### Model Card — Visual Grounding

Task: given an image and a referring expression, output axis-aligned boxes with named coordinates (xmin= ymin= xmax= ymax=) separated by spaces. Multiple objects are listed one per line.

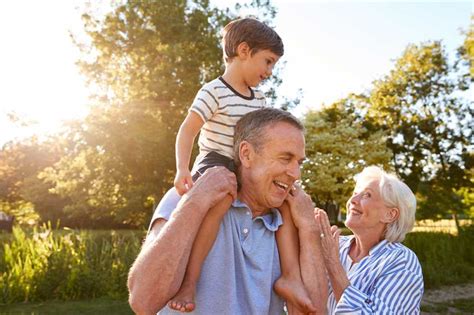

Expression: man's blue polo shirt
xmin=150 ymin=188 xmax=285 ymax=314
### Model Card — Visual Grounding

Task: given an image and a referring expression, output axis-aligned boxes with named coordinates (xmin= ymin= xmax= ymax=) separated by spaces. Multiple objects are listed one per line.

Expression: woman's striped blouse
xmin=327 ymin=235 xmax=424 ymax=314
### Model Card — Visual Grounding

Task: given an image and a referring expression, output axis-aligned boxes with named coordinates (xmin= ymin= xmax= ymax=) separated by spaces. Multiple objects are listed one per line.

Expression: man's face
xmin=242 ymin=122 xmax=306 ymax=210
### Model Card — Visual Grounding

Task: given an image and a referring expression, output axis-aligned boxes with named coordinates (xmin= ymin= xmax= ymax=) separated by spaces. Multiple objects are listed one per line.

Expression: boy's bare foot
xmin=274 ymin=276 xmax=316 ymax=313
xmin=168 ymin=285 xmax=196 ymax=313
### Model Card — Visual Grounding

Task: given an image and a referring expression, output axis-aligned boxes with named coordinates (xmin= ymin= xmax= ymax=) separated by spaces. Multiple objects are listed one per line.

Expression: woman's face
xmin=345 ymin=178 xmax=392 ymax=235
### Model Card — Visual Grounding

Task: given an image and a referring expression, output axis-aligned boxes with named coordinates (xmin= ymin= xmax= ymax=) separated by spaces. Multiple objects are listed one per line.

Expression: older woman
xmin=315 ymin=166 xmax=424 ymax=314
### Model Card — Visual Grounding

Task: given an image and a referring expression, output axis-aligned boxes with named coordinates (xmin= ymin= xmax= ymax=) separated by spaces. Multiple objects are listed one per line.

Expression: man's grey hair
xmin=234 ymin=108 xmax=304 ymax=167
xmin=351 ymin=166 xmax=417 ymax=243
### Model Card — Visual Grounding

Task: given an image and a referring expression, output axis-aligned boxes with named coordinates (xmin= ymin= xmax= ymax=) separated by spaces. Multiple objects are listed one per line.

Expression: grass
xmin=0 ymin=298 xmax=133 ymax=315
xmin=421 ymin=297 xmax=474 ymax=314
xmin=413 ymin=219 xmax=473 ymax=234
xmin=2 ymin=289 xmax=473 ymax=315
xmin=403 ymin=228 xmax=474 ymax=289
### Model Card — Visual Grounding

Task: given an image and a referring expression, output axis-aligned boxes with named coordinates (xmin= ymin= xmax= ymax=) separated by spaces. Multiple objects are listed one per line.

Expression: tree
xmin=41 ymin=0 xmax=279 ymax=227
xmin=366 ymin=41 xmax=473 ymax=226
xmin=0 ymin=137 xmax=67 ymax=225
xmin=302 ymin=97 xmax=392 ymax=221
xmin=457 ymin=14 xmax=473 ymax=81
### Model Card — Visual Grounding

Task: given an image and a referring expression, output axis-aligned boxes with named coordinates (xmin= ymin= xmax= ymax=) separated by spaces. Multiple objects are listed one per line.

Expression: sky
xmin=0 ymin=0 xmax=471 ymax=146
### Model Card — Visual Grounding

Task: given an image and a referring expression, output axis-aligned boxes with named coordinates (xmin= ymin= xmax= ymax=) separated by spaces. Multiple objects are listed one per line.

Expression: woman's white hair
xmin=354 ymin=166 xmax=417 ymax=243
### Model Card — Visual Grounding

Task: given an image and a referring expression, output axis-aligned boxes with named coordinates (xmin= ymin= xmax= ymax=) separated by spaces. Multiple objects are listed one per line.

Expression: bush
xmin=403 ymin=229 xmax=474 ymax=289
xmin=0 ymin=224 xmax=145 ymax=303
xmin=1 ymin=224 xmax=473 ymax=303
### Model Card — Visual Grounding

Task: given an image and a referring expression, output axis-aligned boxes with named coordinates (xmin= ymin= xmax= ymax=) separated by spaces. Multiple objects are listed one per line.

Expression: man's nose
xmin=287 ymin=161 xmax=301 ymax=180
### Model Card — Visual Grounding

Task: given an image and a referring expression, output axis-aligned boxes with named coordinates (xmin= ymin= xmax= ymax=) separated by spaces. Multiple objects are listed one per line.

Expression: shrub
xmin=404 ymin=229 xmax=474 ymax=289
xmin=1 ymin=224 xmax=473 ymax=303
xmin=0 ymin=224 xmax=145 ymax=303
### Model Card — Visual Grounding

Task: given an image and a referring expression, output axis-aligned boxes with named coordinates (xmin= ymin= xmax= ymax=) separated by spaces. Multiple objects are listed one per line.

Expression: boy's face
xmin=241 ymin=49 xmax=280 ymax=87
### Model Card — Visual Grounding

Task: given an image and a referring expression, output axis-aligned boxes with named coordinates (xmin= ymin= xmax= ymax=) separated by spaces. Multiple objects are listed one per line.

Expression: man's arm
xmin=286 ymin=186 xmax=329 ymax=314
xmin=127 ymin=167 xmax=237 ymax=315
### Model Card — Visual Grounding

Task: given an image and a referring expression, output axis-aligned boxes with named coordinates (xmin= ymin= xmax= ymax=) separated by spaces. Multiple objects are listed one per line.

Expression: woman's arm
xmin=315 ymin=209 xmax=349 ymax=301
xmin=316 ymin=210 xmax=423 ymax=314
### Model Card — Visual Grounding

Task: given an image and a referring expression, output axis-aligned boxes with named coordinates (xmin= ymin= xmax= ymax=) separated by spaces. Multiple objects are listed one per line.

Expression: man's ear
xmin=239 ymin=141 xmax=253 ymax=168
xmin=381 ymin=207 xmax=399 ymax=224
xmin=236 ymin=42 xmax=250 ymax=59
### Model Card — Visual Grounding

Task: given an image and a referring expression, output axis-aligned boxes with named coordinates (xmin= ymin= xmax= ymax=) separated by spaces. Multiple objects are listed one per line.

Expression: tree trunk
xmin=452 ymin=213 xmax=460 ymax=234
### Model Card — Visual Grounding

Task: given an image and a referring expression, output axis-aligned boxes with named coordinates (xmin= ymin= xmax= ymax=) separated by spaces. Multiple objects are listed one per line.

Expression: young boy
xmin=167 ymin=18 xmax=314 ymax=313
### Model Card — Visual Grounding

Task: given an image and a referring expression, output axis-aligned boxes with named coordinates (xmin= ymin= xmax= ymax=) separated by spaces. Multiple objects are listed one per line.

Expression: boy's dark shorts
xmin=192 ymin=151 xmax=236 ymax=182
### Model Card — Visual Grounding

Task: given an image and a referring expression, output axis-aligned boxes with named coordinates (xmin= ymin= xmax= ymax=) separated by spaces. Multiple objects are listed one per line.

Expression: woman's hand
xmin=315 ymin=208 xmax=350 ymax=302
xmin=315 ymin=208 xmax=341 ymax=266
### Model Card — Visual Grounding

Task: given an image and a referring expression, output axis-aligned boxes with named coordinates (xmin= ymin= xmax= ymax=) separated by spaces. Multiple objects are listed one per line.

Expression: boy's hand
xmin=284 ymin=184 xmax=317 ymax=232
xmin=174 ymin=169 xmax=193 ymax=195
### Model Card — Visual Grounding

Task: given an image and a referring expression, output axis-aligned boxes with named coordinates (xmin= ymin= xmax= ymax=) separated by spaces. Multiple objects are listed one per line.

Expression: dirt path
xmin=422 ymin=282 xmax=474 ymax=314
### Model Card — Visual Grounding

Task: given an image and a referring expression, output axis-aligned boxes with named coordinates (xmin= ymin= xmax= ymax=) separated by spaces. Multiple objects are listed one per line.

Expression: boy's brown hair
xmin=221 ymin=18 xmax=284 ymax=63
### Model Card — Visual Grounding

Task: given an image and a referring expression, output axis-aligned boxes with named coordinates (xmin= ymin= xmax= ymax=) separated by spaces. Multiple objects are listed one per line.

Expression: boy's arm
xmin=286 ymin=186 xmax=329 ymax=314
xmin=175 ymin=111 xmax=205 ymax=194
xmin=127 ymin=167 xmax=237 ymax=315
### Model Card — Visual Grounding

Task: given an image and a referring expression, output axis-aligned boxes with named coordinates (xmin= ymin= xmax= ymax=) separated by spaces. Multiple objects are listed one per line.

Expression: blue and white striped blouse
xmin=327 ymin=235 xmax=424 ymax=314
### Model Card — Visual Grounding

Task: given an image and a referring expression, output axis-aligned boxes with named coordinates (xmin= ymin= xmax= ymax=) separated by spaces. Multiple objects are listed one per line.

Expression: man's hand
xmin=185 ymin=166 xmax=238 ymax=210
xmin=284 ymin=184 xmax=317 ymax=232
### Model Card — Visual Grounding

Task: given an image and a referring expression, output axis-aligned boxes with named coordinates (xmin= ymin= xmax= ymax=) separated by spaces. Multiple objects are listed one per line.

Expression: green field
xmin=0 ymin=298 xmax=133 ymax=315
xmin=0 ymin=288 xmax=472 ymax=314
xmin=413 ymin=219 xmax=473 ymax=234
xmin=0 ymin=221 xmax=473 ymax=306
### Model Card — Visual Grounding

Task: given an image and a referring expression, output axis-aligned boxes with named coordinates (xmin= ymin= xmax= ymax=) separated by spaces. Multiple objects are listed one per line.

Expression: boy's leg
xmin=169 ymin=194 xmax=233 ymax=312
xmin=274 ymin=203 xmax=316 ymax=313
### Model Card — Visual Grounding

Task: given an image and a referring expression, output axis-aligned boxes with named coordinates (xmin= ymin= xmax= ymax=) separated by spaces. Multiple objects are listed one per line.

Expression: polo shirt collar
xmin=232 ymin=199 xmax=283 ymax=232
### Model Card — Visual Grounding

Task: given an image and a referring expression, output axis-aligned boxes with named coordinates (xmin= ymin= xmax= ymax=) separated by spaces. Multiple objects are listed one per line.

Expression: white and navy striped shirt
xmin=327 ymin=235 xmax=424 ymax=314
xmin=190 ymin=77 xmax=266 ymax=160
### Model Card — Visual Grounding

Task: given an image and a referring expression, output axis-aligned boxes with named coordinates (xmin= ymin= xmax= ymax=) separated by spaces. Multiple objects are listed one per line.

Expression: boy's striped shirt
xmin=327 ymin=235 xmax=424 ymax=314
xmin=190 ymin=77 xmax=266 ymax=160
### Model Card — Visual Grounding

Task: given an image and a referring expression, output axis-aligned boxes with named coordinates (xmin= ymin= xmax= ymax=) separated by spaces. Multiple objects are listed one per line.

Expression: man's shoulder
xmin=147 ymin=188 xmax=181 ymax=233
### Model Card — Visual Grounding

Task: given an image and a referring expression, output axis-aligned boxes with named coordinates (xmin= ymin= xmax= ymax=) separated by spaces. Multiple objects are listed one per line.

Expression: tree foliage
xmin=457 ymin=14 xmax=474 ymax=80
xmin=0 ymin=138 xmax=67 ymax=225
xmin=1 ymin=5 xmax=471 ymax=228
xmin=365 ymin=41 xmax=473 ymax=221
xmin=39 ymin=0 xmax=278 ymax=227
xmin=302 ymin=97 xmax=392 ymax=208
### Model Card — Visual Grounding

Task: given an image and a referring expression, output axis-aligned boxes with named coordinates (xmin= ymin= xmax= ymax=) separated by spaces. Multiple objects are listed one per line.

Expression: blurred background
xmin=0 ymin=0 xmax=472 ymax=313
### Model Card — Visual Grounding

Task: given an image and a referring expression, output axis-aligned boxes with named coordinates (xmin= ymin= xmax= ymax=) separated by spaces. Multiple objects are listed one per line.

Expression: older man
xmin=128 ymin=108 xmax=327 ymax=314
